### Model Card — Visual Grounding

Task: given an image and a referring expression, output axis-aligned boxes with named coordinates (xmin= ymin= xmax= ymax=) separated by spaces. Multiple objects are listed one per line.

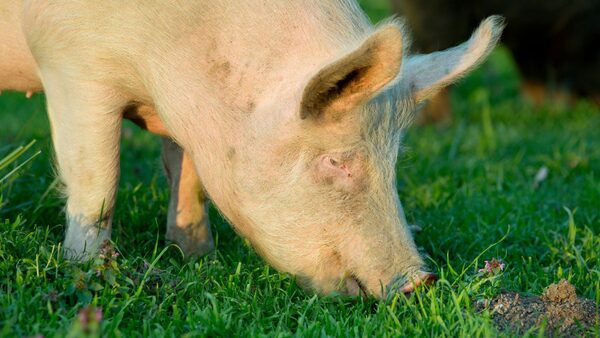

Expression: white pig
xmin=0 ymin=0 xmax=503 ymax=297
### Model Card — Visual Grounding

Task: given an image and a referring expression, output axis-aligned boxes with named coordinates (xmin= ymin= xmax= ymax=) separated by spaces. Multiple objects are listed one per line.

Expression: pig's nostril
xmin=399 ymin=272 xmax=437 ymax=294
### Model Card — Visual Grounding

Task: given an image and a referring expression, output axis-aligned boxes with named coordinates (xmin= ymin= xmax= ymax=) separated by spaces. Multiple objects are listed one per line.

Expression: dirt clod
xmin=541 ymin=279 xmax=577 ymax=303
xmin=475 ymin=280 xmax=599 ymax=336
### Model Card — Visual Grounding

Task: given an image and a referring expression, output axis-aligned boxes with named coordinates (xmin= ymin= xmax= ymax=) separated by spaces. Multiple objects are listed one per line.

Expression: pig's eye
xmin=329 ymin=158 xmax=339 ymax=166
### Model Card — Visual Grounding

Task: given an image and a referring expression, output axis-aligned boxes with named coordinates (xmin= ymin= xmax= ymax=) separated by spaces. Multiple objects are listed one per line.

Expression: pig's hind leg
xmin=162 ymin=138 xmax=214 ymax=257
xmin=42 ymin=74 xmax=125 ymax=260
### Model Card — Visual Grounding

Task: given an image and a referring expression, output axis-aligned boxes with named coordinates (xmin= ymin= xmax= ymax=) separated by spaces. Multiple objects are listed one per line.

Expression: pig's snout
xmin=343 ymin=271 xmax=436 ymax=298
xmin=389 ymin=271 xmax=438 ymax=295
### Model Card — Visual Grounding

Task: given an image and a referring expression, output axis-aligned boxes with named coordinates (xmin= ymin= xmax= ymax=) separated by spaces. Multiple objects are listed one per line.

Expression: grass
xmin=1 ymin=3 xmax=599 ymax=337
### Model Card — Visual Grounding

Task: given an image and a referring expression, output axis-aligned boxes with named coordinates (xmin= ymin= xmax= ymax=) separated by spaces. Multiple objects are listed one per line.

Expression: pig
xmin=0 ymin=0 xmax=503 ymax=297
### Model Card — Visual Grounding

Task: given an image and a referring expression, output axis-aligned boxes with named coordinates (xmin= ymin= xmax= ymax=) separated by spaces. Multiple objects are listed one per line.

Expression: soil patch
xmin=475 ymin=280 xmax=599 ymax=336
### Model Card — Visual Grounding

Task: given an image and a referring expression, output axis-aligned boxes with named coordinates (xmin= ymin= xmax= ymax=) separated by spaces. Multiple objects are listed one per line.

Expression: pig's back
xmin=6 ymin=0 xmax=374 ymax=101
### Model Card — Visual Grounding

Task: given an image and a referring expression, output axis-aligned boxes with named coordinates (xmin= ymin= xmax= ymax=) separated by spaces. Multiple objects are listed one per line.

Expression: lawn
xmin=1 ymin=3 xmax=599 ymax=337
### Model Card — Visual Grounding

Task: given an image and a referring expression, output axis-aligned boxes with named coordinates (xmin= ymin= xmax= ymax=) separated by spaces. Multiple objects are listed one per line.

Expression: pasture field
xmin=1 ymin=2 xmax=599 ymax=337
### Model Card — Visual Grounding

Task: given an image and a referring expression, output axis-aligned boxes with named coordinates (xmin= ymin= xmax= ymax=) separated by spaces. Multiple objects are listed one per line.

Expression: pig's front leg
xmin=41 ymin=73 xmax=124 ymax=260
xmin=162 ymin=138 xmax=214 ymax=257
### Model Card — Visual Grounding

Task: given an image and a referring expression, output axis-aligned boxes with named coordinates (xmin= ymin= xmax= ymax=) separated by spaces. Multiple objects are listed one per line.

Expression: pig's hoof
xmin=62 ymin=247 xmax=94 ymax=261
xmin=166 ymin=223 xmax=214 ymax=257
xmin=62 ymin=226 xmax=110 ymax=261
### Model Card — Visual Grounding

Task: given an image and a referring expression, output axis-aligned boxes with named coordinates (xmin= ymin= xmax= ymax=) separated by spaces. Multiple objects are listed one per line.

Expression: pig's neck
xmin=146 ymin=2 xmax=373 ymax=236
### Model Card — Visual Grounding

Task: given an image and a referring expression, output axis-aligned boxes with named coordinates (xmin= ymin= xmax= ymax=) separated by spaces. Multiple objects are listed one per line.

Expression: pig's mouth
xmin=347 ymin=274 xmax=369 ymax=297
xmin=353 ymin=275 xmax=368 ymax=296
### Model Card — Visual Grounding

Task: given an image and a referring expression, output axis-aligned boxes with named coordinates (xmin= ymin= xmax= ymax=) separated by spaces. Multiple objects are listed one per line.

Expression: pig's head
xmin=226 ymin=16 xmax=504 ymax=297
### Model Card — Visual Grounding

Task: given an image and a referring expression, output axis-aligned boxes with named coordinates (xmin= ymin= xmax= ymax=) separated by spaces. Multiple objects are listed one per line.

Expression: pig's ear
xmin=300 ymin=24 xmax=403 ymax=122
xmin=405 ymin=16 xmax=505 ymax=103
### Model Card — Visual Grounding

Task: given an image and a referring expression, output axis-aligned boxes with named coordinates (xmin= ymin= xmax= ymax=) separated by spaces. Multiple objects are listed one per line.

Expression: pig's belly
xmin=0 ymin=1 xmax=42 ymax=92
xmin=0 ymin=60 xmax=41 ymax=92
